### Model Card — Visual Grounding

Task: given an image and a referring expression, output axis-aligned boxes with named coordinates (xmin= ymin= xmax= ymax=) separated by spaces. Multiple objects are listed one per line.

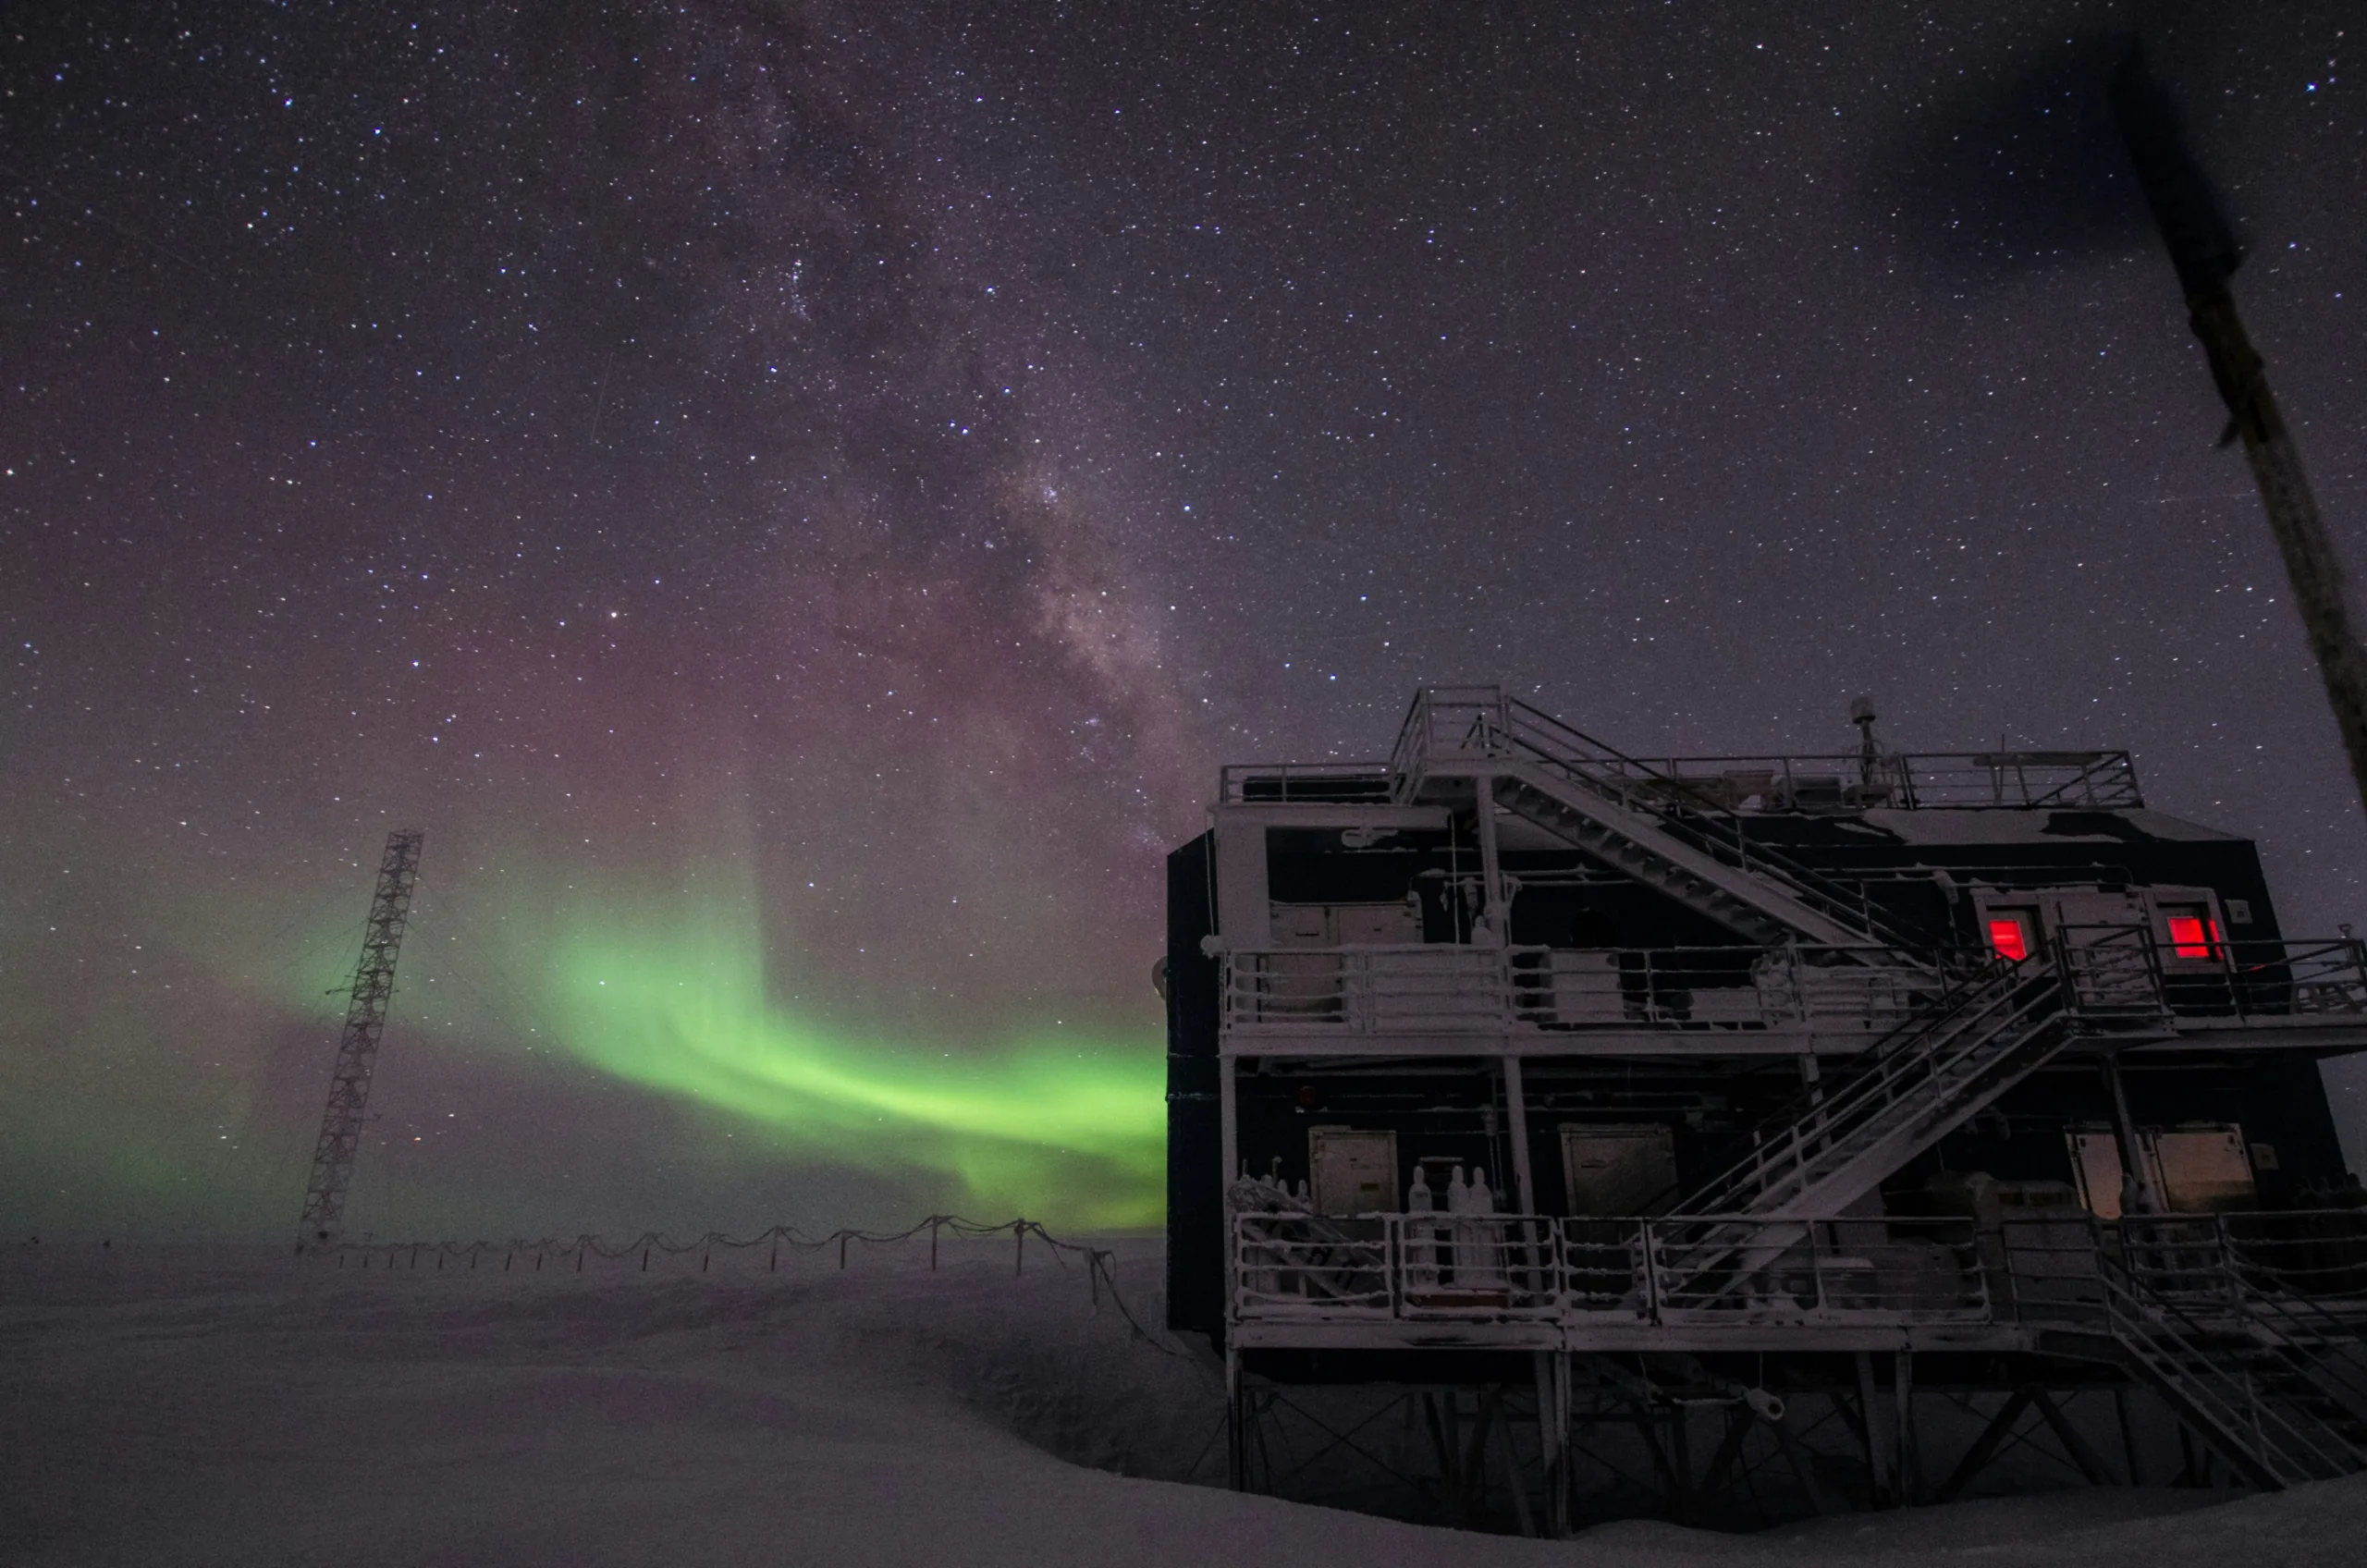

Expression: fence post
xmin=293 ymin=1218 xmax=1134 ymax=1328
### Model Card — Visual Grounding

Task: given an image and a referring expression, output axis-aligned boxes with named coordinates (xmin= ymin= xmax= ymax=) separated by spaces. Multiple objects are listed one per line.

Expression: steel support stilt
xmin=1895 ymin=1351 xmax=1919 ymax=1505
xmin=1225 ymin=1347 xmax=1245 ymax=1491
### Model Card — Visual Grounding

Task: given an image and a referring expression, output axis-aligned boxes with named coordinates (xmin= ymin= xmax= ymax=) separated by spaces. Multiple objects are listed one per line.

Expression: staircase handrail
xmin=1497 ymin=696 xmax=1932 ymax=952
xmin=1392 ymin=686 xmax=1932 ymax=951
xmin=2185 ymin=1216 xmax=2367 ymax=1418
xmin=2091 ymin=1237 xmax=2367 ymax=1483
xmin=1674 ymin=959 xmax=2050 ymax=1217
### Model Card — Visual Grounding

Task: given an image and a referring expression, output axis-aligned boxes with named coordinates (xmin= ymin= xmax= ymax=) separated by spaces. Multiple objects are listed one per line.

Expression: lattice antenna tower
xmin=297 ymin=828 xmax=423 ymax=1249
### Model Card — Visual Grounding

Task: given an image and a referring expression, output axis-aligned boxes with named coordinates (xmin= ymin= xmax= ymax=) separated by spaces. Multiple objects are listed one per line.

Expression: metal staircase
xmin=2036 ymin=1235 xmax=2367 ymax=1488
xmin=1676 ymin=961 xmax=2074 ymax=1219
xmin=1671 ymin=924 xmax=2175 ymax=1228
xmin=1635 ymin=962 xmax=2076 ymax=1306
xmin=1394 ymin=687 xmax=1928 ymax=950
xmin=1492 ymin=769 xmax=1868 ymax=948
xmin=1390 ymin=689 xmax=2158 ymax=1237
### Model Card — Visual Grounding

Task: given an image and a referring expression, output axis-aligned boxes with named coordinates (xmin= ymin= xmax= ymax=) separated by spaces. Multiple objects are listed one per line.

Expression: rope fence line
xmin=310 ymin=1215 xmax=1187 ymax=1356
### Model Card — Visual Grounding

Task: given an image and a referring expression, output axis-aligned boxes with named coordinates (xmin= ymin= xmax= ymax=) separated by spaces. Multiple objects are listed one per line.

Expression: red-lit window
xmin=2165 ymin=910 xmax=2222 ymax=961
xmin=1988 ymin=914 xmax=2033 ymax=962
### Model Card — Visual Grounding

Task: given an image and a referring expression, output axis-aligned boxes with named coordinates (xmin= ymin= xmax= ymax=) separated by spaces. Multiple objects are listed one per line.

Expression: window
xmin=1987 ymin=912 xmax=2035 ymax=962
xmin=2162 ymin=906 xmax=2222 ymax=961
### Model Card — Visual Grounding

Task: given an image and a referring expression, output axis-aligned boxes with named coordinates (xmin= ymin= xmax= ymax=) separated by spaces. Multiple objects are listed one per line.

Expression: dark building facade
xmin=1165 ymin=686 xmax=2367 ymax=1526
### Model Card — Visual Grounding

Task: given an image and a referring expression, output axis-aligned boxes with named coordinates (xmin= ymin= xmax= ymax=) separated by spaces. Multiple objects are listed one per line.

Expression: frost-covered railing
xmin=1235 ymin=1208 xmax=2367 ymax=1333
xmin=1386 ymin=685 xmax=2141 ymax=812
xmin=1231 ymin=1213 xmax=1988 ymax=1328
xmin=1219 ymin=934 xmax=2367 ymax=1043
xmin=1999 ymin=1208 xmax=2367 ymax=1323
xmin=1643 ymin=1216 xmax=1991 ymax=1323
xmin=1594 ymin=751 xmax=2142 ymax=813
xmin=1995 ymin=1210 xmax=2367 ymax=1484
xmin=1220 ymin=944 xmax=1946 ymax=1038
xmin=1224 ymin=945 xmax=1516 ymax=1035
xmin=2031 ymin=926 xmax=2367 ymax=1025
xmin=1217 ymin=761 xmax=1393 ymax=805
xmin=2155 ymin=937 xmax=2367 ymax=1022
xmin=1232 ymin=1213 xmax=1561 ymax=1320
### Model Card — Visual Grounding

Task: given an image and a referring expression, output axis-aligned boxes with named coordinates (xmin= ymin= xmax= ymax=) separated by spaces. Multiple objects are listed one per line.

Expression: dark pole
xmin=2111 ymin=52 xmax=2367 ymax=815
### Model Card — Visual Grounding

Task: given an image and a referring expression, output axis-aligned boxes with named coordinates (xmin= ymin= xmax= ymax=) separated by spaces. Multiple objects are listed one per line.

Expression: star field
xmin=3 ymin=0 xmax=2361 ymax=1236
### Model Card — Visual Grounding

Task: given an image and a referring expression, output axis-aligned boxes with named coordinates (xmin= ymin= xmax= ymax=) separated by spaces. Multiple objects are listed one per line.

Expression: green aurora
xmin=540 ymin=907 xmax=1168 ymax=1229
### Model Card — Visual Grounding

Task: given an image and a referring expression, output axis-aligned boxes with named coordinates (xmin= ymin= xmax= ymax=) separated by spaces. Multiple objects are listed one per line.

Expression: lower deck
xmin=1224 ymin=1207 xmax=2367 ymax=1356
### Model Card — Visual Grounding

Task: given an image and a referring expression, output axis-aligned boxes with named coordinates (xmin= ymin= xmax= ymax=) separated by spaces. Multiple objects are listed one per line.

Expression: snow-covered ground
xmin=4 ymin=1236 xmax=2361 ymax=1566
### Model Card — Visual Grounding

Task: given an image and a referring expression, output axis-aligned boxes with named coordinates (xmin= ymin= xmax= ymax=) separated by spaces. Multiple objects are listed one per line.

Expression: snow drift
xmin=4 ymin=1236 xmax=2362 ymax=1566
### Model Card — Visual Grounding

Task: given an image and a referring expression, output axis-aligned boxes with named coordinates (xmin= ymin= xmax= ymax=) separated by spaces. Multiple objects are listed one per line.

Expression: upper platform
xmin=1196 ymin=684 xmax=2367 ymax=1061
xmin=1220 ymin=684 xmax=2141 ymax=815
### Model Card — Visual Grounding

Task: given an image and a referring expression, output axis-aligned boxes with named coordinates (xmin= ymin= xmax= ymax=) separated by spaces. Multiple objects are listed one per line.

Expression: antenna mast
xmin=2112 ymin=53 xmax=2367 ymax=816
xmin=297 ymin=828 xmax=423 ymax=1249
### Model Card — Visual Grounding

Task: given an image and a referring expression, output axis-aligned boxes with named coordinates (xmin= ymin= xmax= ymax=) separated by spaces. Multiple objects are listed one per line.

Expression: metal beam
xmin=2032 ymin=1389 xmax=2118 ymax=1488
xmin=1502 ymin=1056 xmax=1538 ymax=1214
xmin=1854 ymin=1354 xmax=1893 ymax=1505
xmin=1474 ymin=778 xmax=1508 ymax=944
xmin=1937 ymin=1388 xmax=2037 ymax=1502
xmin=1895 ymin=1351 xmax=1921 ymax=1504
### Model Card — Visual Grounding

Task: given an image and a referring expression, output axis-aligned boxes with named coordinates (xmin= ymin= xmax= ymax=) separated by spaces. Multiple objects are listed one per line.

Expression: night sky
xmin=5 ymin=1 xmax=2361 ymax=1240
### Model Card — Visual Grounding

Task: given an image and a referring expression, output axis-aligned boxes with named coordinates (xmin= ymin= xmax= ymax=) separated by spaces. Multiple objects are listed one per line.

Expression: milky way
xmin=5 ymin=0 xmax=2362 ymax=1237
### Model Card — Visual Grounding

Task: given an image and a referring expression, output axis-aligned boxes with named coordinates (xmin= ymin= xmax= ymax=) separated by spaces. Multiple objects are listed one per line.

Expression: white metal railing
xmin=1224 ymin=945 xmax=1511 ymax=1034
xmin=1231 ymin=1212 xmax=1988 ymax=1329
xmin=1222 ymin=943 xmax=1947 ymax=1038
xmin=1672 ymin=958 xmax=2061 ymax=1219
xmin=1392 ymin=687 xmax=1936 ymax=950
xmin=2001 ymin=1210 xmax=2367 ymax=1333
xmin=2158 ymin=936 xmax=2367 ymax=1023
xmin=1645 ymin=1215 xmax=1991 ymax=1323
xmin=2054 ymin=924 xmax=2171 ymax=1017
xmin=1229 ymin=1212 xmax=1561 ymax=1319
xmin=1386 ymin=684 xmax=2141 ymax=812
xmin=1220 ymin=932 xmax=2367 ymax=1046
xmin=1217 ymin=761 xmax=1392 ymax=805
xmin=1563 ymin=749 xmax=2143 ymax=813
xmin=1998 ymin=1212 xmax=2367 ymax=1484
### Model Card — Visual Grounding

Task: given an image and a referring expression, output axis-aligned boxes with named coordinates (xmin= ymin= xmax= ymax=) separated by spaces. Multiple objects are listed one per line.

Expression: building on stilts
xmin=1162 ymin=685 xmax=2367 ymax=1530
